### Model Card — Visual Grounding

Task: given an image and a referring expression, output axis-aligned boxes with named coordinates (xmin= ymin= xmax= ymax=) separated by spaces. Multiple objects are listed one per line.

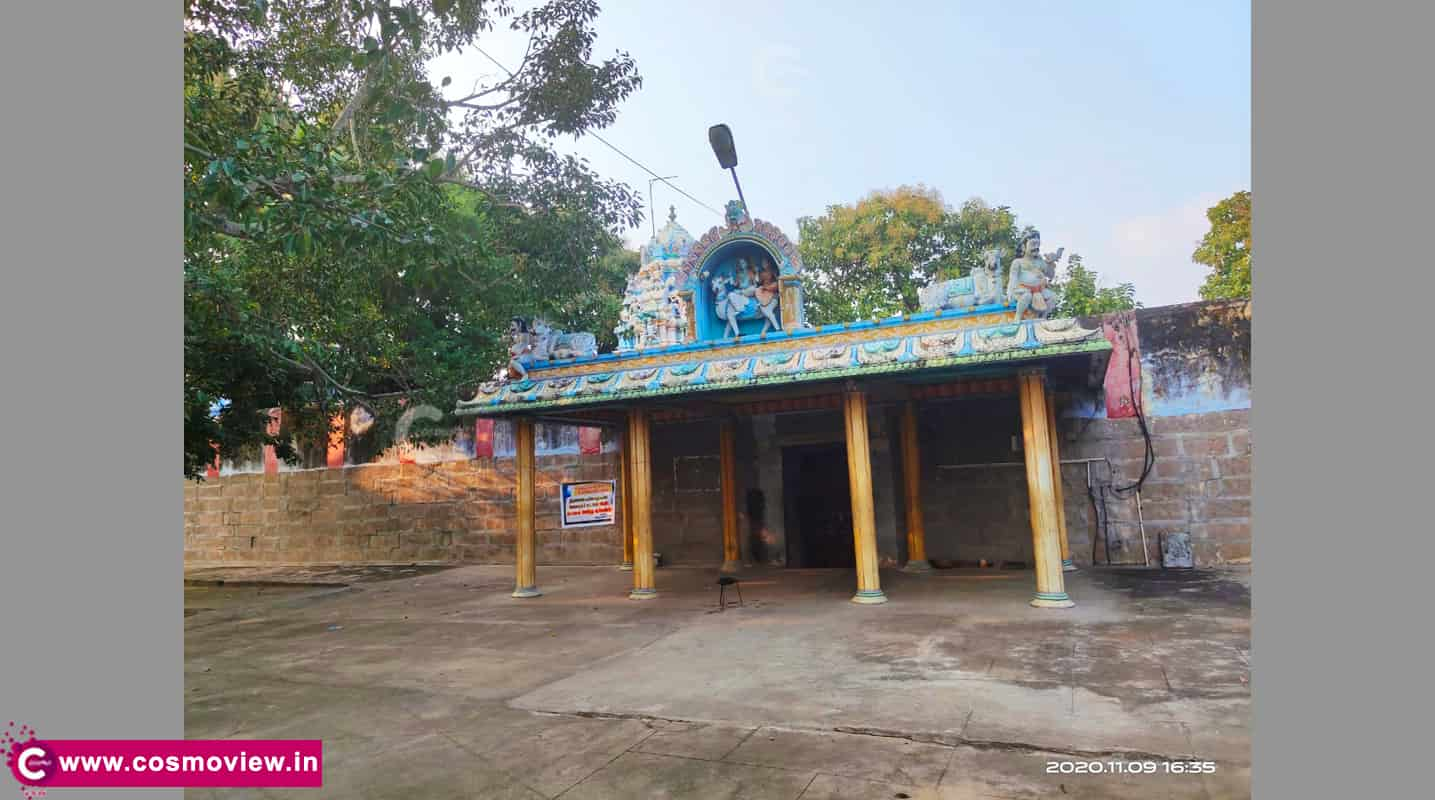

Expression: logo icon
xmin=4 ymin=723 xmax=50 ymax=798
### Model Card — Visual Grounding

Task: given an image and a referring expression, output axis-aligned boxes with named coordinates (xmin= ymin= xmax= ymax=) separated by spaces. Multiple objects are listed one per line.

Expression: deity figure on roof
xmin=754 ymin=258 xmax=782 ymax=333
xmin=724 ymin=199 xmax=750 ymax=230
xmin=1007 ymin=231 xmax=1064 ymax=320
xmin=710 ymin=254 xmax=782 ymax=338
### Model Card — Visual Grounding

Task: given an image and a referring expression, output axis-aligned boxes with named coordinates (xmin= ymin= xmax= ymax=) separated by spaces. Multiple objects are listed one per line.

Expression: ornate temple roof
xmin=460 ymin=211 xmax=1109 ymax=417
xmin=457 ymin=311 xmax=1110 ymax=416
xmin=640 ymin=206 xmax=695 ymax=265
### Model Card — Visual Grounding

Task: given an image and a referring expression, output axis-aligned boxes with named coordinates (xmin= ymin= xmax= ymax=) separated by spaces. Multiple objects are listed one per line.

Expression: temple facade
xmin=458 ymin=207 xmax=1115 ymax=608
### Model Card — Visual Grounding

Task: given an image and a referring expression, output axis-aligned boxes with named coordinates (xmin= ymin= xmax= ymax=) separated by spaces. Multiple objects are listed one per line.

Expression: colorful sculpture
xmin=534 ymin=320 xmax=598 ymax=361
xmin=506 ymin=317 xmax=597 ymax=380
xmin=919 ymin=249 xmax=1005 ymax=312
xmin=1007 ymin=232 xmax=1064 ymax=320
xmin=724 ymin=199 xmax=750 ymax=230
xmin=710 ymin=256 xmax=782 ymax=338
xmin=620 ymin=208 xmax=697 ymax=350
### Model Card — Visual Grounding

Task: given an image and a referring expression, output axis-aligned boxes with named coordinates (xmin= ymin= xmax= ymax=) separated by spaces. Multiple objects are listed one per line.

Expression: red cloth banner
xmin=578 ymin=426 xmax=602 ymax=455
xmin=474 ymin=419 xmax=495 ymax=458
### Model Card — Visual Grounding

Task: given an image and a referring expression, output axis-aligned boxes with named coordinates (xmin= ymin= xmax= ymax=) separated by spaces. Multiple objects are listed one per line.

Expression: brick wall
xmin=910 ymin=401 xmax=1251 ymax=568
xmin=1062 ymin=410 xmax=1252 ymax=565
xmin=649 ymin=419 xmax=726 ymax=564
xmin=183 ymin=453 xmax=623 ymax=565
xmin=183 ymin=406 xmax=1250 ymax=568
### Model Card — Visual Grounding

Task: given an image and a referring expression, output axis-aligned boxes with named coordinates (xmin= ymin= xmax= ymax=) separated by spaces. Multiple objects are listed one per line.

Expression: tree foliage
xmin=797 ymin=187 xmax=1028 ymax=324
xmin=1194 ymin=190 xmax=1251 ymax=300
xmin=184 ymin=0 xmax=643 ymax=478
xmin=1051 ymin=254 xmax=1140 ymax=317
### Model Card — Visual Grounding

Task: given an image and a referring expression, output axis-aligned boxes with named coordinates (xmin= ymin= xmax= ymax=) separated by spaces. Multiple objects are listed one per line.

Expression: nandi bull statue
xmin=918 ymin=249 xmax=1006 ymax=312
xmin=532 ymin=319 xmax=598 ymax=361
xmin=506 ymin=317 xmax=597 ymax=380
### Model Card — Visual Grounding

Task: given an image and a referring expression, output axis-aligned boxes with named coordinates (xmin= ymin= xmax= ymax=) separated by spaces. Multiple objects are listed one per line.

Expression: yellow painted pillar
xmin=899 ymin=400 xmax=933 ymax=573
xmin=512 ymin=417 xmax=541 ymax=598
xmin=719 ymin=418 xmax=741 ymax=574
xmin=628 ymin=408 xmax=657 ymax=600
xmin=1046 ymin=392 xmax=1076 ymax=572
xmin=779 ymin=277 xmax=803 ymax=330
xmin=843 ymin=385 xmax=887 ymax=604
xmin=1019 ymin=370 xmax=1073 ymax=608
xmin=619 ymin=435 xmax=634 ymax=571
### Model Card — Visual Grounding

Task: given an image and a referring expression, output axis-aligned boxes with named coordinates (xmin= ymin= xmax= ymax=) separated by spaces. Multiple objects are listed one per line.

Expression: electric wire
xmin=470 ymin=45 xmax=724 ymax=219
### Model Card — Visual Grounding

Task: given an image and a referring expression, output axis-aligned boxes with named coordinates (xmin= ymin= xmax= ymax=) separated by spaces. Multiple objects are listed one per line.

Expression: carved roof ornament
xmin=640 ymin=207 xmax=696 ymax=265
xmin=680 ymin=206 xmax=804 ymax=282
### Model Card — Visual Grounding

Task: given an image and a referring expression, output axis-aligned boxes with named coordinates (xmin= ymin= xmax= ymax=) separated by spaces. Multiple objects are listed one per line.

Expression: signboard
xmin=560 ymin=480 xmax=616 ymax=528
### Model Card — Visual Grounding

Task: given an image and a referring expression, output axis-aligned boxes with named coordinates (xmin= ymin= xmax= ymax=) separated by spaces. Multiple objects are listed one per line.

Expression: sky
xmin=429 ymin=1 xmax=1250 ymax=307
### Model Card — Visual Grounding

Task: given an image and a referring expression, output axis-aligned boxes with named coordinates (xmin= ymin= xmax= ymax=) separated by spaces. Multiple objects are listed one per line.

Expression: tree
xmin=797 ymin=188 xmax=1022 ymax=325
xmin=1052 ymin=254 xmax=1140 ymax=317
xmin=554 ymin=244 xmax=639 ymax=354
xmin=1194 ymin=190 xmax=1251 ymax=300
xmin=184 ymin=0 xmax=644 ymax=478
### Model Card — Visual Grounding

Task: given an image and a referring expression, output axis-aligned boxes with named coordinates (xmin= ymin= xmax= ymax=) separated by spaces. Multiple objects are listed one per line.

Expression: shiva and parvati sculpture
xmin=710 ymin=254 xmax=782 ymax=337
xmin=697 ymin=200 xmax=805 ymax=338
xmin=917 ymin=231 xmax=1067 ymax=322
xmin=499 ymin=204 xmax=822 ymax=380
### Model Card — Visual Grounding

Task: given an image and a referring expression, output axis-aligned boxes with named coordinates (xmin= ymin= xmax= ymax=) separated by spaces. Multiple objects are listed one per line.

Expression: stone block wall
xmin=183 ymin=452 xmax=623 ymax=565
xmin=649 ymin=419 xmax=726 ymax=565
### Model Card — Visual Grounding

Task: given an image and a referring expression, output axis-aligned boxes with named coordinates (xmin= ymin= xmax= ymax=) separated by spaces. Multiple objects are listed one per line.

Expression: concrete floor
xmin=185 ymin=564 xmax=1250 ymax=799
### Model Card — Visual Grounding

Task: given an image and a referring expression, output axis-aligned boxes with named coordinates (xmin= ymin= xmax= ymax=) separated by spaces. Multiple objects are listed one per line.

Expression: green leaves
xmin=1195 ymin=190 xmax=1251 ymax=301
xmin=183 ymin=0 xmax=646 ymax=479
xmin=1052 ymin=254 xmax=1140 ymax=317
xmin=799 ymin=189 xmax=1023 ymax=325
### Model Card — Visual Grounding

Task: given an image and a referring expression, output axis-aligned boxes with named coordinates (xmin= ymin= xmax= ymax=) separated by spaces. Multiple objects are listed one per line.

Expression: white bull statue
xmin=918 ymin=249 xmax=1005 ymax=312
xmin=532 ymin=320 xmax=597 ymax=361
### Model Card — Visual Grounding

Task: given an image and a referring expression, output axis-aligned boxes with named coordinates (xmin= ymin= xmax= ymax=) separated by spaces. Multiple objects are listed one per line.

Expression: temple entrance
xmin=783 ymin=443 xmax=856 ymax=568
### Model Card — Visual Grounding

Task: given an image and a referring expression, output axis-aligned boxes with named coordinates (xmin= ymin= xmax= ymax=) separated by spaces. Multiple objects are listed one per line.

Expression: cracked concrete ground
xmin=185 ymin=564 xmax=1250 ymax=798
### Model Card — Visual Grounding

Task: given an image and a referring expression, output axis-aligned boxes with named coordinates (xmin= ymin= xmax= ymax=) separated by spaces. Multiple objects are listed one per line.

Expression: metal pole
xmin=728 ymin=168 xmax=748 ymax=218
xmin=1135 ymin=487 xmax=1151 ymax=566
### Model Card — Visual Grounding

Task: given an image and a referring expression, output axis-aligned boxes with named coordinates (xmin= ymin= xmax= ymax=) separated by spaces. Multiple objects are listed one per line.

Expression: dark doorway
xmin=783 ymin=443 xmax=855 ymax=568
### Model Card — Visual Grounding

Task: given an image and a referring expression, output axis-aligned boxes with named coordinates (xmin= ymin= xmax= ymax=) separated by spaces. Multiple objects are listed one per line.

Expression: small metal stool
xmin=716 ymin=576 xmax=742 ymax=610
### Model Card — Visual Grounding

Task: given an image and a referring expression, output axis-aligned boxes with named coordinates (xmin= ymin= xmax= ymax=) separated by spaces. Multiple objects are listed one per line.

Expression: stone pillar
xmin=511 ymin=417 xmax=541 ymax=598
xmin=719 ymin=418 xmax=741 ymax=573
xmin=627 ymin=407 xmax=657 ymax=600
xmin=1046 ymin=392 xmax=1076 ymax=572
xmin=1018 ymin=370 xmax=1074 ymax=608
xmin=843 ymin=385 xmax=888 ymax=604
xmin=899 ymin=400 xmax=933 ymax=573
xmin=619 ymin=435 xmax=634 ymax=571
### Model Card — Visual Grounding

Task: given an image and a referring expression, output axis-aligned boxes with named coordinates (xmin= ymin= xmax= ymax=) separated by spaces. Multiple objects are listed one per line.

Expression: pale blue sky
xmin=431 ymin=1 xmax=1250 ymax=306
